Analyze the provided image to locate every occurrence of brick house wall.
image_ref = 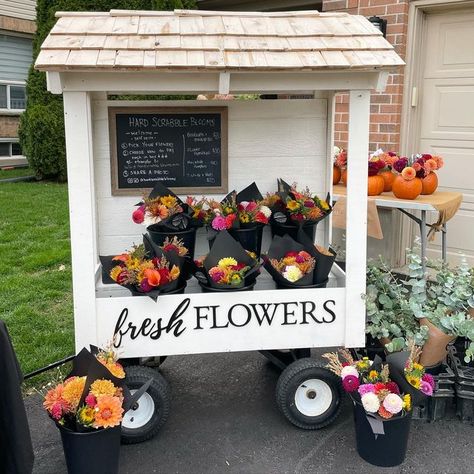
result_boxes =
[323,0,408,153]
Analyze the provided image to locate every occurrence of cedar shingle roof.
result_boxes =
[35,9,404,72]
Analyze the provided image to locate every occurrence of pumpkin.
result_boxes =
[392,175,422,200]
[421,171,438,195]
[341,169,348,186]
[380,170,396,192]
[367,175,385,196]
[333,165,341,185]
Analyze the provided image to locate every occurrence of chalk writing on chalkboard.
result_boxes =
[109,107,228,195]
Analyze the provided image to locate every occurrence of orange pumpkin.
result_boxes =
[333,165,341,185]
[380,170,396,192]
[421,171,438,195]
[368,175,385,196]
[392,175,422,200]
[341,169,348,186]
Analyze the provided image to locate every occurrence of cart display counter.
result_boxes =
[35,9,403,442]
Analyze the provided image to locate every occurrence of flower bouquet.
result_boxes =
[263,234,326,289]
[333,146,347,185]
[371,149,399,192]
[132,181,205,258]
[367,154,386,196]
[323,349,413,467]
[43,346,150,474]
[100,236,186,300]
[192,230,261,292]
[267,179,332,241]
[206,182,272,257]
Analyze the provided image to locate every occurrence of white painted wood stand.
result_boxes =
[36,9,403,438]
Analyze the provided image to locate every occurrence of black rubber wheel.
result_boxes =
[121,365,171,444]
[276,358,342,430]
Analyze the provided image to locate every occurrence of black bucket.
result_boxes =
[147,225,197,259]
[353,401,412,467]
[199,282,256,293]
[208,225,264,257]
[59,425,121,474]
[270,221,317,241]
[162,282,187,295]
[275,278,328,290]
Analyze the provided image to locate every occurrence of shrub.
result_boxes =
[20,0,197,180]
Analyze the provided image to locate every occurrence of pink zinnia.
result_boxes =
[51,402,63,420]
[209,267,225,283]
[212,215,227,231]
[85,394,97,407]
[342,375,360,393]
[420,380,434,396]
[358,383,376,396]
[304,200,315,208]
[422,373,435,390]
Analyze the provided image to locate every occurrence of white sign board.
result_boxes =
[96,288,346,358]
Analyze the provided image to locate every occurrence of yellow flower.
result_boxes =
[110,266,123,282]
[320,200,330,211]
[224,206,234,215]
[240,213,250,224]
[170,265,180,280]
[368,370,378,379]
[230,273,242,285]
[62,377,86,412]
[403,394,412,411]
[90,379,117,398]
[287,200,300,211]
[161,195,177,209]
[77,406,95,426]
[407,376,421,389]
[413,363,424,371]
[218,257,237,268]
[125,258,141,271]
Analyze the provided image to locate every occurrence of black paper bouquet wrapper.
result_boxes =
[58,346,151,433]
[192,230,261,291]
[263,234,316,288]
[385,351,429,407]
[296,228,337,285]
[138,181,198,231]
[99,234,187,301]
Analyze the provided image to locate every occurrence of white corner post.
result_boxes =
[345,89,370,348]
[63,91,99,352]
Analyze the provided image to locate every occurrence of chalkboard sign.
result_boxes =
[109,107,228,195]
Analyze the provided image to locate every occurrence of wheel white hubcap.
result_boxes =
[122,390,155,429]
[294,379,332,417]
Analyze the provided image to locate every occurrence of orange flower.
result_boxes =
[433,155,444,169]
[401,167,416,181]
[90,379,117,398]
[144,268,161,286]
[62,376,86,412]
[44,384,69,412]
[113,254,129,262]
[413,162,422,172]
[170,265,180,281]
[426,158,437,171]
[93,395,124,428]
[308,207,323,220]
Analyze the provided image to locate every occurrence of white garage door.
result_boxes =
[418,8,474,264]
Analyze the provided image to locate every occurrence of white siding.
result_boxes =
[91,98,329,256]
[0,0,36,21]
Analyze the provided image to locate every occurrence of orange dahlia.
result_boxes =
[93,395,124,428]
[425,158,438,171]
[62,376,86,412]
[378,405,393,419]
[401,167,416,181]
[44,384,69,412]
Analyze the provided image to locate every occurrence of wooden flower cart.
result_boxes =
[36,9,403,442]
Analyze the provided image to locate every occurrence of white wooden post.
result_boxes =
[345,90,370,347]
[63,91,98,351]
[325,91,336,248]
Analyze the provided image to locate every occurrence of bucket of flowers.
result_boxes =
[266,179,332,241]
[43,346,150,474]
[100,236,186,300]
[192,230,261,292]
[206,183,272,257]
[263,234,330,289]
[323,349,415,467]
[131,182,206,259]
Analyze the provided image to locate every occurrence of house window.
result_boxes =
[0,140,23,157]
[0,83,27,110]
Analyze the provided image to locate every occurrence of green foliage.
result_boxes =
[19,101,67,180]
[21,0,197,180]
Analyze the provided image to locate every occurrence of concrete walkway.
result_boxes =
[27,351,473,474]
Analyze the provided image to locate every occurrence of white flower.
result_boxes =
[240,201,250,210]
[283,265,303,282]
[341,365,359,380]
[260,205,272,218]
[143,213,159,227]
[333,145,341,157]
[370,148,384,158]
[361,392,380,413]
[383,394,403,415]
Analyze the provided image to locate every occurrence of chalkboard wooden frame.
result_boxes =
[108,106,228,196]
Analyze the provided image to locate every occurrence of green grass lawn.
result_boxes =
[0,180,73,388]
[0,166,35,180]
